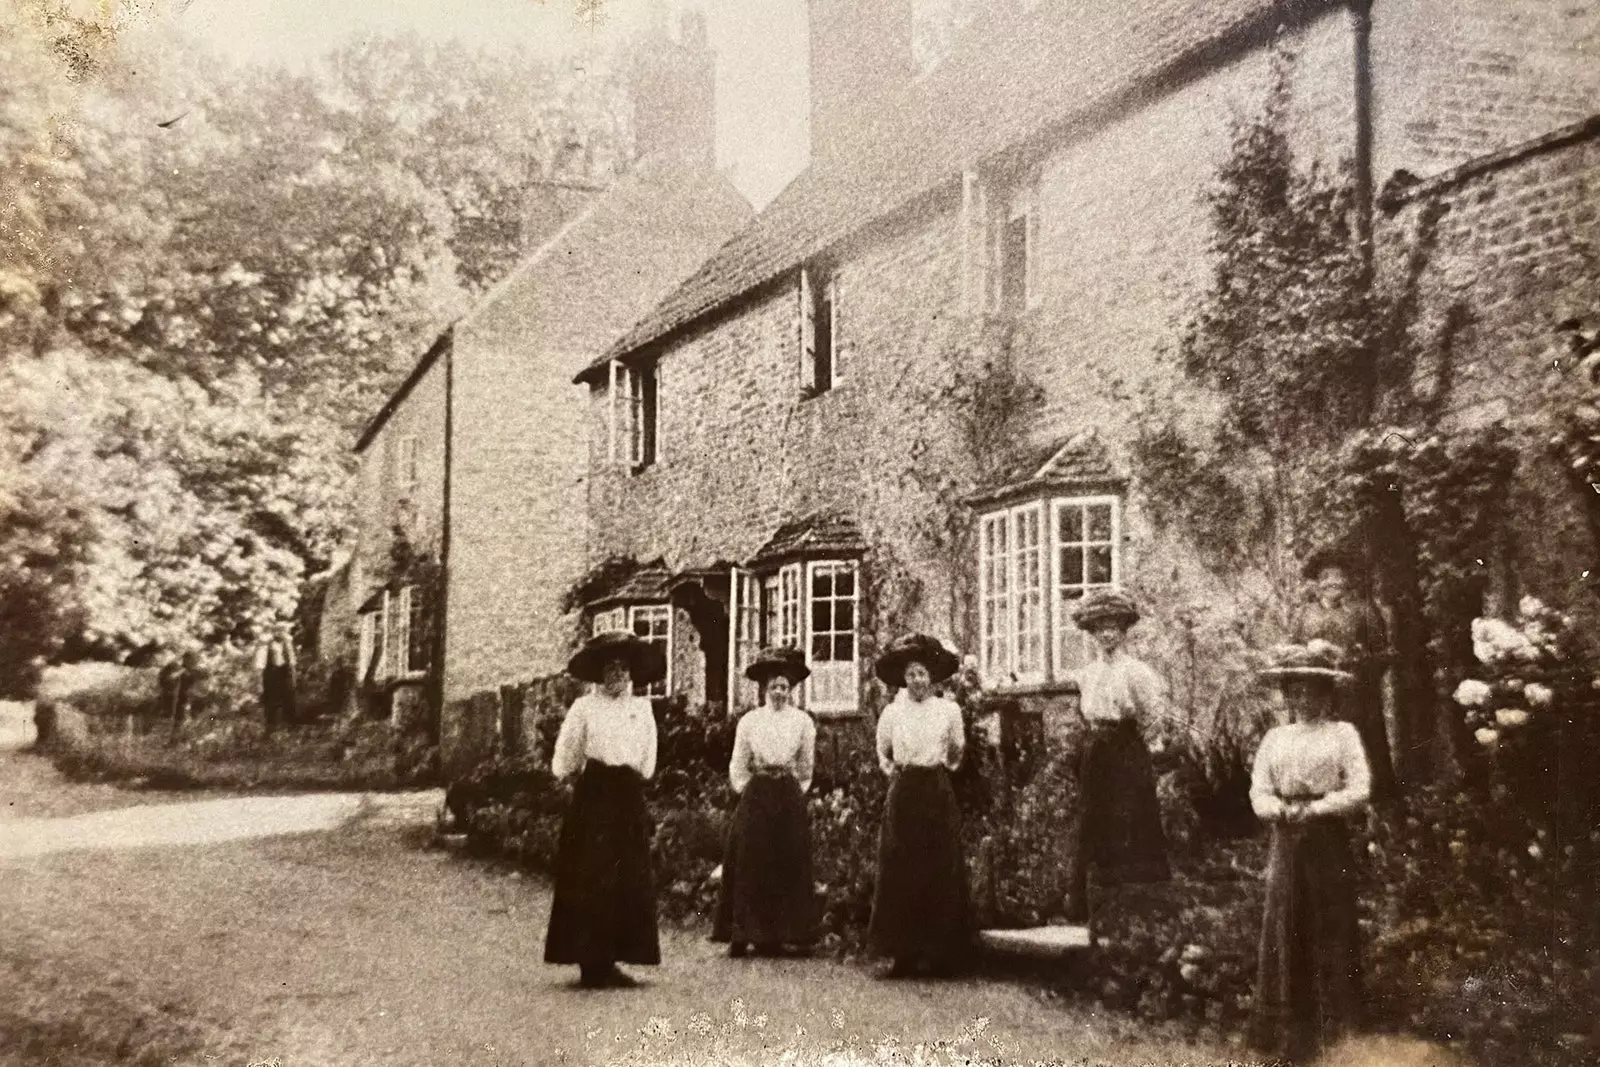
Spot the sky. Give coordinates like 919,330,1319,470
172,0,811,208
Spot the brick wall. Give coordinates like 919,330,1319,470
443,162,750,705
587,11,1358,708
350,355,449,617
1372,0,1600,184
1377,122,1600,615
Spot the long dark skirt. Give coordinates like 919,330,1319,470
544,761,661,967
1063,719,1170,921
868,766,971,963
712,772,818,947
1249,817,1364,1062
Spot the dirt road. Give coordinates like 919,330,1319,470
0,749,1241,1066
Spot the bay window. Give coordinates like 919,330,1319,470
977,494,1121,687
727,559,860,714
592,603,671,697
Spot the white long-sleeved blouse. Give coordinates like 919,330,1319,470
1249,720,1371,821
1070,652,1172,727
550,691,658,780
728,704,816,794
875,693,964,775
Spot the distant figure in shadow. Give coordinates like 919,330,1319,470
256,632,296,734
1292,550,1394,800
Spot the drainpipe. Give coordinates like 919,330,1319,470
433,326,456,748
1352,0,1375,272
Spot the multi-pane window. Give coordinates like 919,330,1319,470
630,604,672,698
728,568,764,709
360,584,428,683
977,495,1121,687
800,265,841,396
727,560,860,714
806,562,858,712
607,360,658,470
396,435,419,499
962,170,1041,316
591,604,670,696
978,503,1045,685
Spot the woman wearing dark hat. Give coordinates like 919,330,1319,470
713,645,820,959
544,631,665,988
1061,589,1173,923
1249,641,1371,1062
1293,549,1395,799
869,633,971,978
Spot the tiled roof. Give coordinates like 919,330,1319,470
591,562,673,608
586,0,1333,377
971,430,1125,506
749,513,869,567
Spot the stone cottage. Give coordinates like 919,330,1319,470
336,13,752,762
570,0,1600,747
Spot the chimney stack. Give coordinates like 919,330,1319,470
807,0,916,164
629,8,717,168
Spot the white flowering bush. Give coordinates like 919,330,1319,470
1451,596,1595,827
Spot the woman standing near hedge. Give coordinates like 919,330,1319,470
713,645,819,958
1062,589,1173,923
1249,641,1372,1062
869,633,971,978
544,631,664,989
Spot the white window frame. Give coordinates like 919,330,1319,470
1050,495,1122,678
727,566,763,712
803,559,859,714
977,494,1122,688
592,607,627,635
629,603,672,698
990,177,1040,314
378,590,395,682
799,266,842,396
396,435,419,499
977,502,1047,687
357,611,377,682
605,361,659,470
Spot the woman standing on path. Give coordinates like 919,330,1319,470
1249,641,1372,1062
1061,589,1173,923
713,645,819,959
869,633,971,979
544,631,664,989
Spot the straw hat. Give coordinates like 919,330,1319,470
745,644,810,685
874,633,960,688
1257,641,1354,685
566,631,667,685
1068,589,1140,631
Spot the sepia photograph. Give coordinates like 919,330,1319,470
1,0,1596,1064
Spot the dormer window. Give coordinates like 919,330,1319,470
799,264,841,397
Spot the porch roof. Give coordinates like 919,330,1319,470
748,513,868,569
589,564,673,609
966,430,1127,508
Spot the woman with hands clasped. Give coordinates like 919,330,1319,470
1249,640,1373,1062
868,633,972,979
543,631,664,989
713,645,820,959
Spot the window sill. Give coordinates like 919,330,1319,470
798,383,843,404
808,706,863,720
981,679,1080,699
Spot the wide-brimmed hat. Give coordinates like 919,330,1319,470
1301,547,1360,581
745,644,810,685
1069,589,1140,631
566,631,667,685
874,633,960,688
1257,641,1354,685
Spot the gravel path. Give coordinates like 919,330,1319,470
0,750,1246,1066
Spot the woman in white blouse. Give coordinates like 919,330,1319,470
1249,641,1372,1062
868,633,972,978
1061,589,1174,923
712,645,820,959
543,631,664,989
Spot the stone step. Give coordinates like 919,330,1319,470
976,925,1092,957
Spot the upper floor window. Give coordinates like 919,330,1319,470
396,435,420,499
607,360,658,471
728,559,859,714
962,169,1041,317
977,494,1121,687
593,603,672,697
799,264,841,397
